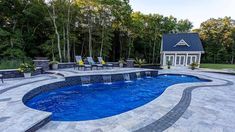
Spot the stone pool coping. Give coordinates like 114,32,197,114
0,69,232,132
0,67,43,78
48,68,156,77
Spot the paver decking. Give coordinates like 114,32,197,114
0,75,62,132
136,75,234,132
0,68,235,132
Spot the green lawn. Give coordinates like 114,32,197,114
0,58,32,70
200,63,235,70
0,60,21,69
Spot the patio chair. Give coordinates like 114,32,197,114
75,56,92,71
97,57,113,69
87,57,103,70
0,74,3,83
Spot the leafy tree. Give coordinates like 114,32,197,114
176,19,193,32
0,0,194,65
197,17,235,63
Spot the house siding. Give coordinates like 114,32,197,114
162,52,201,67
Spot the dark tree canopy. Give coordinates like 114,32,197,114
2,0,233,64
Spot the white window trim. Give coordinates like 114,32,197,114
165,55,174,61
161,51,204,54
176,55,186,66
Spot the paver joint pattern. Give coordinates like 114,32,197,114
135,76,234,132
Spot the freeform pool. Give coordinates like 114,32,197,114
25,74,207,121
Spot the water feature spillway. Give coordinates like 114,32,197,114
102,75,112,84
136,72,141,80
80,76,91,86
123,73,132,82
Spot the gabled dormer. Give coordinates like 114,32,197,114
174,39,190,47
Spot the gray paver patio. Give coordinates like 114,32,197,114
165,73,235,132
0,74,63,132
1,68,235,132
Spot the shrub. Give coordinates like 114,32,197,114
190,62,198,70
166,60,172,69
118,58,125,64
18,63,36,73
49,61,59,65
135,58,146,68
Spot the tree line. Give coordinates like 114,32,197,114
195,17,235,64
0,0,234,64
0,0,192,63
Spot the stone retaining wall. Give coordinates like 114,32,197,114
0,68,43,78
134,64,162,69
58,63,75,69
33,60,49,71
58,62,120,69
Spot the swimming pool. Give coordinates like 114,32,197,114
25,74,207,121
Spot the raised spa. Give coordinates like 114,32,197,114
25,74,207,121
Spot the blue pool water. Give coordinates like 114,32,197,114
25,74,207,121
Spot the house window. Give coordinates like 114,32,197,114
176,56,180,64
187,56,191,65
180,56,184,65
176,55,185,66
165,55,174,65
187,55,197,65
192,56,196,63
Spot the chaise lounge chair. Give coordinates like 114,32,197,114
98,57,113,69
87,57,103,70
75,56,92,70
0,74,3,83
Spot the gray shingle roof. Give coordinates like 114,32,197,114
162,33,204,52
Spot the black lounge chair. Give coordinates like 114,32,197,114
75,56,92,71
87,57,103,70
0,74,3,83
98,57,113,69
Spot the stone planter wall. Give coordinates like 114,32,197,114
58,63,75,69
33,60,50,72
134,64,162,69
108,62,119,67
57,62,119,69
0,67,43,78
126,59,135,68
